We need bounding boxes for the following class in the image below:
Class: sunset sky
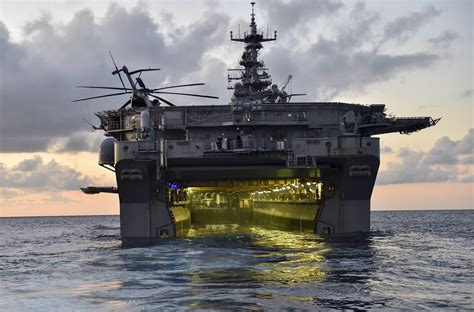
[0,0,472,217]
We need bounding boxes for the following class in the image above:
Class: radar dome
[99,137,116,166]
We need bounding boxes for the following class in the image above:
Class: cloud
[0,156,93,190]
[0,5,228,153]
[381,146,393,153]
[263,2,441,100]
[0,1,452,152]
[260,0,343,33]
[423,136,458,165]
[428,31,458,48]
[0,188,24,199]
[378,129,474,185]
[383,6,441,43]
[462,89,473,99]
[266,42,439,101]
[48,131,104,153]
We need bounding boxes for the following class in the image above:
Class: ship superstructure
[80,2,439,243]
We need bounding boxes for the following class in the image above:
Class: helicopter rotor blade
[286,93,306,97]
[152,83,205,91]
[148,94,176,107]
[72,91,131,102]
[152,91,219,99]
[119,98,132,110]
[76,86,133,91]
[136,77,146,89]
[128,68,161,75]
[134,72,142,88]
[108,51,127,91]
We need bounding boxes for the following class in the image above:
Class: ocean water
[0,210,472,311]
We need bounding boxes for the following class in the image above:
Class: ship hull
[115,154,379,243]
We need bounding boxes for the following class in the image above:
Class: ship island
[78,2,439,244]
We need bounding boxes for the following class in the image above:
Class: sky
[0,0,472,217]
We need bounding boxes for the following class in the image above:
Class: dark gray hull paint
[115,154,379,242]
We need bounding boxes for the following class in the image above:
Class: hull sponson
[115,159,175,243]
[316,155,380,233]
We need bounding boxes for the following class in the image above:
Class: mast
[228,2,277,103]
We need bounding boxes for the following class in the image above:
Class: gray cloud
[336,2,380,49]
[377,148,457,185]
[0,156,93,190]
[383,6,441,43]
[260,0,343,33]
[260,1,442,100]
[462,89,473,99]
[1,1,451,152]
[453,128,474,156]
[0,188,24,199]
[50,131,104,153]
[0,5,229,153]
[378,129,473,185]
[266,37,438,100]
[428,31,458,48]
[423,136,458,165]
[381,146,393,153]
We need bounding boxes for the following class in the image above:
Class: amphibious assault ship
[80,3,439,243]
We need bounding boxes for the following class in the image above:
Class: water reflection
[181,226,380,309]
[183,225,329,285]
[4,214,471,310]
[85,224,379,310]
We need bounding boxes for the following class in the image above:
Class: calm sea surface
[0,210,473,311]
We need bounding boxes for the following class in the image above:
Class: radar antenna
[228,1,277,102]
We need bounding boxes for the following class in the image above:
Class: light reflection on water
[1,212,473,310]
[183,225,329,287]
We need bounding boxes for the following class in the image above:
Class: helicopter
[73,52,219,109]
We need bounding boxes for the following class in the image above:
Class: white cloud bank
[378,128,473,185]
[0,156,93,191]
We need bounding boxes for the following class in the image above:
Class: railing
[187,112,233,125]
[187,111,307,126]
[205,138,291,152]
[106,120,132,131]
[392,116,432,120]
[104,109,309,129]
[249,111,307,123]
[286,151,317,168]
